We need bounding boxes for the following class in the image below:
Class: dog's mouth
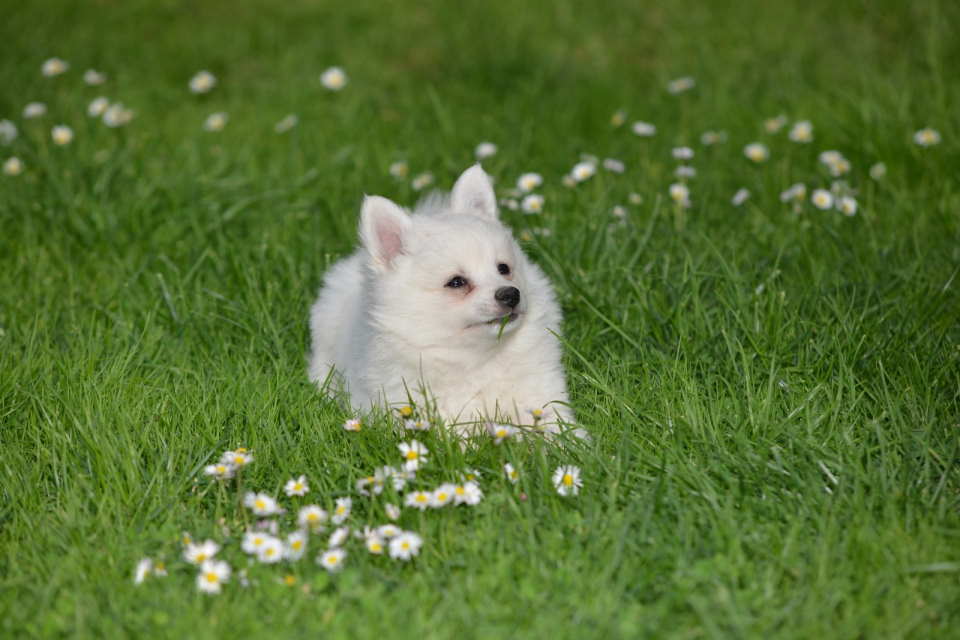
[485,312,519,325]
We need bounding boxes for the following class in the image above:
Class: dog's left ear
[451,164,498,219]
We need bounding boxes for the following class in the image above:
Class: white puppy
[308,165,578,437]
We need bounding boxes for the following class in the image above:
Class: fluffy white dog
[308,165,579,437]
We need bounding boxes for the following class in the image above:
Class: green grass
[2,0,959,637]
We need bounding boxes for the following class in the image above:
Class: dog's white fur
[308,165,577,437]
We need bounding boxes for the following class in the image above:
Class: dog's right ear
[360,195,411,270]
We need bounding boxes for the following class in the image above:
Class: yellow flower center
[370,542,382,552]
[205,572,218,583]
[532,409,543,418]
[292,540,303,550]
[235,455,247,465]
[496,429,507,438]
[455,487,465,495]
[255,499,266,510]
[326,556,338,566]
[155,562,165,571]
[306,513,318,522]
[216,465,227,473]
[254,537,264,547]
[399,406,413,417]
[415,494,428,503]
[405,451,418,460]
[294,483,303,491]
[265,548,276,557]
[563,474,574,486]
[336,506,346,515]
[284,575,296,586]
[195,553,207,563]
[437,493,448,501]
[236,448,247,453]
[401,542,410,550]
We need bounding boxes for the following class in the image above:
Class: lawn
[1,0,958,637]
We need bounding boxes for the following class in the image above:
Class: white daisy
[318,548,347,572]
[570,161,596,183]
[404,490,432,510]
[83,69,107,85]
[274,114,299,133]
[869,162,887,180]
[398,440,428,471]
[764,115,787,133]
[700,130,726,145]
[242,531,270,555]
[203,112,228,132]
[811,189,834,210]
[328,526,350,548]
[611,205,627,219]
[488,422,518,444]
[42,57,69,77]
[552,465,583,496]
[133,558,153,585]
[913,128,941,147]
[385,503,401,521]
[430,484,456,508]
[3,157,23,176]
[320,67,348,91]
[743,143,769,163]
[628,192,643,205]
[221,449,253,468]
[788,120,813,143]
[365,535,386,555]
[196,559,230,594]
[356,473,385,496]
[561,175,576,188]
[244,492,282,516]
[297,505,328,531]
[256,536,285,564]
[283,475,309,497]
[404,419,431,431]
[377,524,402,538]
[189,70,217,94]
[389,161,409,179]
[668,183,691,208]
[517,172,543,192]
[23,102,47,119]
[460,468,482,483]
[602,158,625,173]
[500,197,519,210]
[674,165,696,179]
[203,462,235,480]
[521,194,544,214]
[731,188,750,207]
[51,125,73,146]
[388,467,415,491]
[389,532,423,561]
[332,497,352,524]
[672,146,694,160]
[503,462,519,484]
[475,141,498,159]
[667,76,695,94]
[87,97,110,118]
[0,119,18,144]
[342,417,362,431]
[631,121,656,137]
[411,172,434,191]
[837,196,858,216]
[183,539,221,565]
[454,481,483,506]
[779,183,807,203]
[102,103,134,127]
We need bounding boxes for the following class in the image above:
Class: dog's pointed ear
[360,195,411,270]
[451,164,498,219]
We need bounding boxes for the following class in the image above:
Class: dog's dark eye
[445,276,468,288]
[497,263,510,275]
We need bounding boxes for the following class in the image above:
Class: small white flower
[377,524,402,538]
[51,125,73,146]
[788,120,813,143]
[389,162,409,179]
[405,490,432,510]
[221,449,253,468]
[189,70,217,94]
[731,188,751,207]
[552,465,583,496]
[134,558,153,585]
[184,539,221,565]
[503,462,519,484]
[385,503,401,521]
[297,505,329,531]
[602,158,625,173]
[837,196,858,216]
[42,57,69,77]
[628,192,643,205]
[869,162,887,180]
[454,482,483,506]
[0,120,18,145]
[700,130,726,145]
[521,194,544,214]
[365,535,386,555]
[87,97,110,118]
[517,172,543,192]
[320,67,348,91]
[242,531,270,555]
[203,462,235,480]
[102,103,134,127]
[488,422,518,444]
[196,559,230,594]
[674,165,696,179]
[83,69,107,86]
[611,205,627,219]
[328,526,350,547]
[398,440,428,471]
[411,172,434,191]
[274,114,299,133]
[780,183,807,203]
[3,157,23,176]
[388,467,415,491]
[475,141,498,159]
[203,112,228,132]
[284,475,310,497]
[430,484,456,508]
[764,115,787,133]
[244,492,282,516]
[332,497,352,524]
[631,121,656,137]
[256,536,285,564]
[342,417,362,431]
[356,473,385,496]
[389,532,423,561]
[501,197,519,210]
[667,76,695,94]
[561,174,576,188]
[811,189,834,210]
[743,143,769,163]
[913,128,941,147]
[23,102,47,119]
[672,146,694,160]
[318,548,347,572]
[668,183,691,208]
[404,418,431,431]
[610,109,627,127]
[570,161,596,182]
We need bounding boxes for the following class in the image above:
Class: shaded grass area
[1,0,959,637]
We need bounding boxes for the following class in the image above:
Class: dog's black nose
[495,286,520,308]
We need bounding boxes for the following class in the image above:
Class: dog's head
[360,165,533,347]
